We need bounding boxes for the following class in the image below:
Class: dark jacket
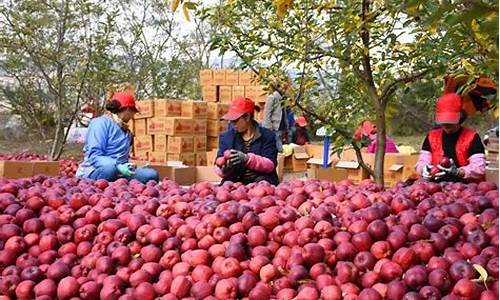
[217,123,279,185]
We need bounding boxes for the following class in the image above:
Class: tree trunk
[373,105,387,185]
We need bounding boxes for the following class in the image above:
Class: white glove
[422,165,433,181]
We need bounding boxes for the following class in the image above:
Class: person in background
[416,93,486,182]
[76,92,159,183]
[293,116,310,145]
[216,96,279,185]
[263,80,290,152]
[354,120,399,153]
[287,108,295,144]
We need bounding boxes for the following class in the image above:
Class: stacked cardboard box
[486,134,499,183]
[200,69,269,123]
[0,161,60,179]
[130,99,209,166]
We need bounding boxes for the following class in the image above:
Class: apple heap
[0,175,498,300]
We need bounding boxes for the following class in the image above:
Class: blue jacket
[217,123,279,184]
[76,115,132,178]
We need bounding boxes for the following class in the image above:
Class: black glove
[228,150,248,168]
[436,158,460,180]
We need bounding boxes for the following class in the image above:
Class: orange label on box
[155,99,181,117]
[213,69,226,85]
[168,136,194,153]
[232,86,245,99]
[195,152,208,166]
[194,135,207,152]
[181,101,208,118]
[134,135,153,152]
[200,69,213,86]
[207,137,219,149]
[134,119,147,136]
[134,100,154,119]
[225,70,239,86]
[168,153,195,166]
[154,135,168,152]
[149,117,193,135]
[207,120,228,137]
[207,103,229,120]
[193,119,207,135]
[149,152,168,164]
[202,86,217,102]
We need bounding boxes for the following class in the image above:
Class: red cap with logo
[223,96,256,121]
[112,92,139,112]
[435,93,462,124]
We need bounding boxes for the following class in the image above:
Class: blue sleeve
[86,119,118,167]
[217,132,232,159]
[261,131,278,166]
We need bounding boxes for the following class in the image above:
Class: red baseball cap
[112,92,138,112]
[295,116,308,127]
[435,93,462,124]
[223,96,256,121]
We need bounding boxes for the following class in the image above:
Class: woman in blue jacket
[216,96,279,185]
[76,92,159,183]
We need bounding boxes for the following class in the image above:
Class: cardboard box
[334,161,370,183]
[207,149,218,165]
[32,161,60,177]
[193,119,207,135]
[181,101,208,118]
[208,137,219,149]
[168,136,194,153]
[0,161,48,179]
[213,69,226,85]
[219,86,232,103]
[153,135,168,152]
[168,153,196,166]
[207,103,229,120]
[202,86,217,102]
[307,166,348,182]
[207,120,228,137]
[200,69,214,86]
[232,86,245,99]
[196,166,221,183]
[238,70,258,86]
[148,117,193,136]
[134,100,154,119]
[486,167,499,184]
[195,152,208,166]
[225,69,239,86]
[155,99,181,117]
[134,119,147,136]
[255,85,268,102]
[134,150,149,161]
[134,135,153,152]
[284,146,310,172]
[148,152,168,164]
[194,135,207,152]
[277,154,285,182]
[128,120,135,135]
[244,85,257,100]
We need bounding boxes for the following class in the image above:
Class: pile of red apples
[0,175,498,300]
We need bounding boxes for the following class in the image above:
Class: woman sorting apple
[215,96,279,185]
[416,93,486,183]
[76,92,159,184]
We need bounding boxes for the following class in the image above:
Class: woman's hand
[117,163,135,177]
[229,150,248,167]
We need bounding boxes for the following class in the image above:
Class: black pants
[222,164,279,186]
